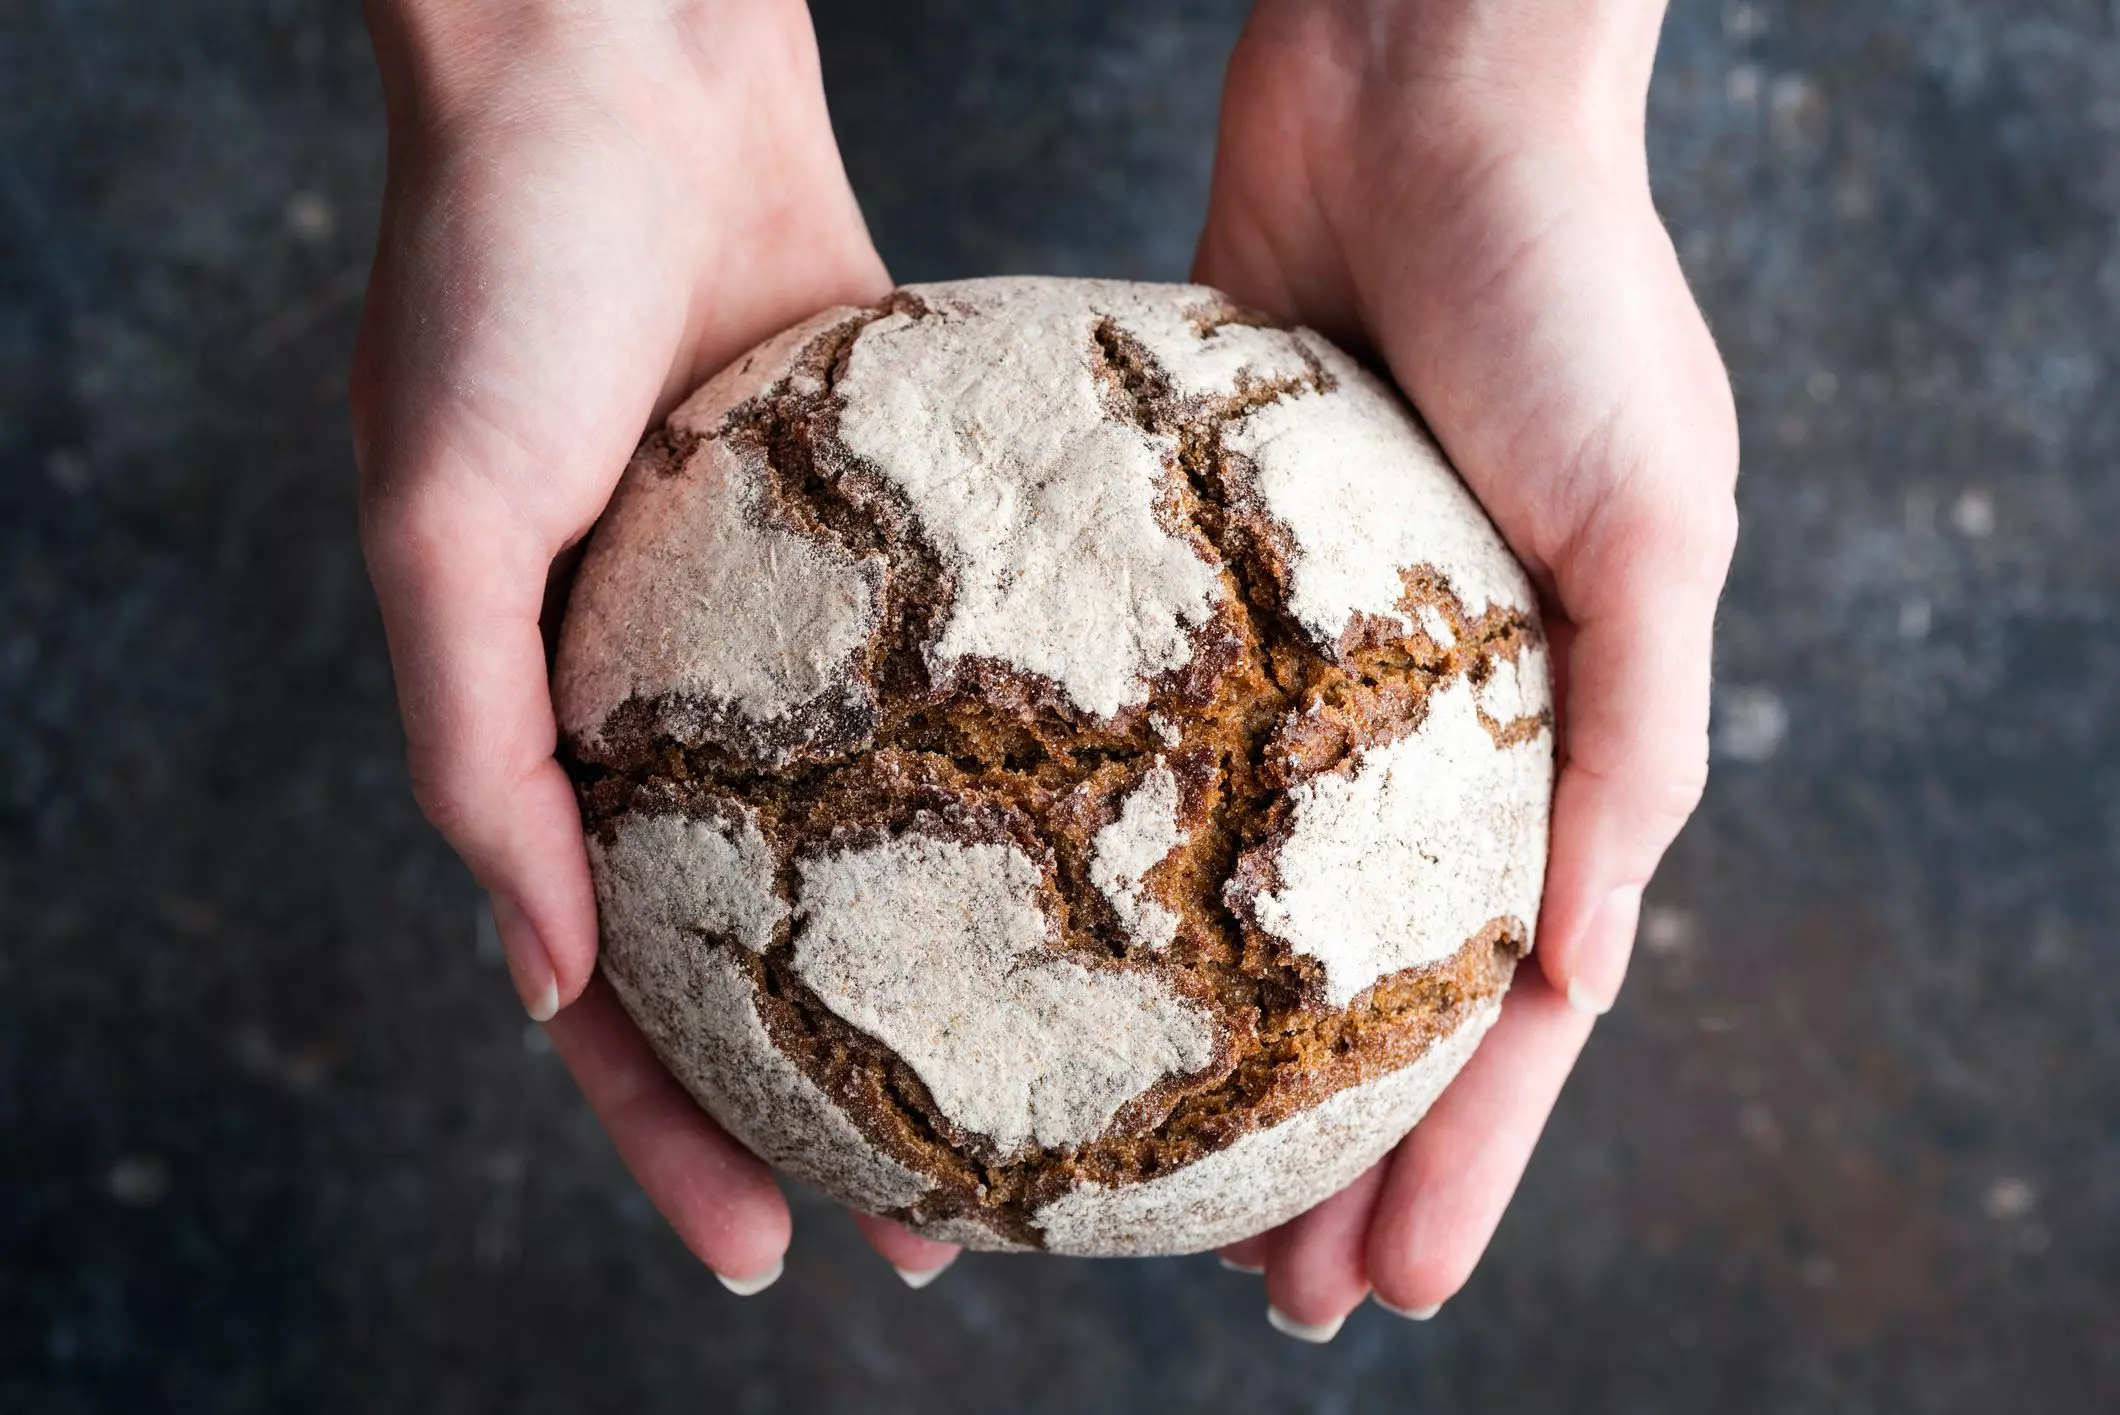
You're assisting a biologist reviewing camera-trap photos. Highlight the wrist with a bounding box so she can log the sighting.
[363,0,806,132]
[1262,0,1668,162]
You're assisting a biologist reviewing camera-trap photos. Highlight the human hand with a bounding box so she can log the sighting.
[351,0,960,1291]
[1193,0,1739,1335]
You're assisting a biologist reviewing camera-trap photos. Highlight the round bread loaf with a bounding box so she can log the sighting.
[554,277,1553,1257]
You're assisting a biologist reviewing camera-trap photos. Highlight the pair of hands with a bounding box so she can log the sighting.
[352,0,1736,1337]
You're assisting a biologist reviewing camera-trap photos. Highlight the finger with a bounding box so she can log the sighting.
[1261,1160,1388,1343]
[1536,459,1736,1014]
[1366,970,1593,1315]
[1216,1232,1271,1275]
[849,1212,961,1289]
[543,974,792,1293]
[361,469,600,1020]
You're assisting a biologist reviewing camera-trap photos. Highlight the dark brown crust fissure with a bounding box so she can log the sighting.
[565,293,1550,1241]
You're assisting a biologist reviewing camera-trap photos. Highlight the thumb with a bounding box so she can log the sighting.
[359,461,601,1021]
[1533,424,1738,1014]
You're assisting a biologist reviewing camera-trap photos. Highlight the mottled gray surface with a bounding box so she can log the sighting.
[3,1,2117,1411]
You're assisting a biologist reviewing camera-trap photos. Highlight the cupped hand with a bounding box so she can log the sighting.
[1194,0,1739,1335]
[351,0,949,1291]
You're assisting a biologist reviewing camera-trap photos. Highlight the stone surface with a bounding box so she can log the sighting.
[4,1,2118,1411]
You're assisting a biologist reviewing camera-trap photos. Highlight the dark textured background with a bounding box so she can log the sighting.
[5,1,2118,1410]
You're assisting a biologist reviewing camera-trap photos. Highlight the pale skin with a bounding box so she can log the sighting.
[353,0,1736,1338]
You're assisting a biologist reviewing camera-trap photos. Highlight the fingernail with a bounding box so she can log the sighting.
[1266,1305,1345,1343]
[715,1257,783,1297]
[894,1257,955,1290]
[487,893,559,1022]
[1566,885,1642,1016]
[1218,1257,1265,1275]
[1374,1295,1443,1320]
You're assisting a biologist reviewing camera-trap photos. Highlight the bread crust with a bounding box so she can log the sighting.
[556,278,1553,1255]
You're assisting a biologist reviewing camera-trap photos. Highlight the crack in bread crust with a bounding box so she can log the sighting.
[563,291,1550,1244]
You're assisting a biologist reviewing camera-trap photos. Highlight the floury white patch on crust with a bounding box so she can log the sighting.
[588,807,786,955]
[1022,999,1502,1256]
[1477,641,1554,726]
[791,833,1219,1157]
[553,308,880,761]
[1223,334,1537,648]
[610,947,937,1218]
[1246,678,1552,1008]
[836,282,1229,719]
[590,811,934,1217]
[1090,760,1184,951]
[1074,279,1314,401]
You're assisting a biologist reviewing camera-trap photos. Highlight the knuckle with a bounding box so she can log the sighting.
[1690,490,1741,583]
[1620,478,1738,588]
[407,755,483,843]
[1378,1249,1470,1312]
[1643,749,1712,824]
[1570,454,1739,607]
[347,359,383,485]
[358,473,426,548]
[356,479,413,568]
[358,479,459,594]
